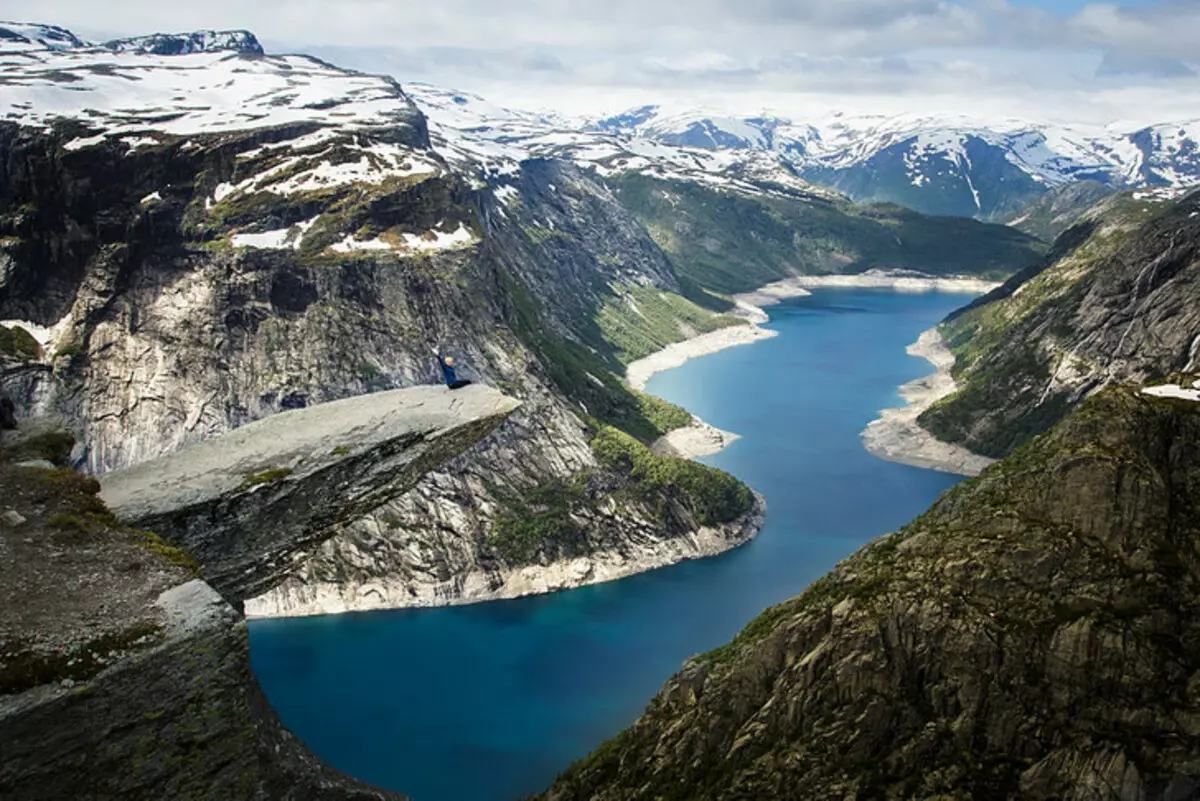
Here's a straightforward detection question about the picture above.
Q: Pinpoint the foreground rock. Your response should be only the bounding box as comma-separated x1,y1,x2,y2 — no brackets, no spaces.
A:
2,581,402,800
542,384,1200,800
0,448,405,799
100,385,520,607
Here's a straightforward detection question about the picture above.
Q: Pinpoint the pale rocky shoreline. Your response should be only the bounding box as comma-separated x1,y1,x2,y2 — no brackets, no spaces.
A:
244,492,766,618
251,272,996,618
754,269,1000,296
630,270,999,463
860,328,998,476
626,324,777,393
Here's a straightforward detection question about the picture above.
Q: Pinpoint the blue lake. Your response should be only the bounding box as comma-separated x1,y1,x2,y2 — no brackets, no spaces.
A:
249,288,970,801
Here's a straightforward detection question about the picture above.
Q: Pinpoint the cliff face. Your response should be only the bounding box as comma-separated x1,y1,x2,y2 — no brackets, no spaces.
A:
0,29,1042,619
919,189,1200,458
542,384,1200,801
0,70,758,616
0,434,419,799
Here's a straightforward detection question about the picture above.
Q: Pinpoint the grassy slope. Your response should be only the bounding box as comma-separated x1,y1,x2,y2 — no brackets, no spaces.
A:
610,174,1046,294
919,192,1187,457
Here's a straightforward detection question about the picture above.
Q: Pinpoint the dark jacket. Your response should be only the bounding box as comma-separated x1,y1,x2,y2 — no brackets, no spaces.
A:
437,355,457,386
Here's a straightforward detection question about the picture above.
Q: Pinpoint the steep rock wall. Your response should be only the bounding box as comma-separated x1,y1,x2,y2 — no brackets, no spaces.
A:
0,120,760,617
920,190,1200,458
542,385,1200,800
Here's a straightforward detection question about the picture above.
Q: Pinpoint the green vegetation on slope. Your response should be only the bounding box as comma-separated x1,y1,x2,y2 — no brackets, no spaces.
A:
919,190,1197,458
499,267,692,443
544,386,1200,800
0,324,40,361
590,426,753,526
595,284,743,363
489,475,591,563
611,174,1045,294
486,427,755,566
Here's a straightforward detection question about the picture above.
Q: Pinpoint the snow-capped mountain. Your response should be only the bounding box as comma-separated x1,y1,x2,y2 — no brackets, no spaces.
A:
0,23,420,138
405,84,836,202
103,30,264,56
406,86,1198,220
587,107,1200,219
3,20,1195,224
0,22,88,51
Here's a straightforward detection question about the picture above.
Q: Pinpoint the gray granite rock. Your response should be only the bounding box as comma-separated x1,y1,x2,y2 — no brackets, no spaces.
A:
101,385,520,606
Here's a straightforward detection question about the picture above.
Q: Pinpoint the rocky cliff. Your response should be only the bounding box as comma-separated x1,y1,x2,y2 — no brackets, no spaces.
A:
0,29,769,618
0,426,418,800
542,382,1200,800
919,188,1200,458
0,26,1048,618
100,385,520,606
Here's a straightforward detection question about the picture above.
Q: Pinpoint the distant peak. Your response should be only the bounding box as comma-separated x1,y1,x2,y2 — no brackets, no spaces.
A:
101,29,264,56
0,21,89,50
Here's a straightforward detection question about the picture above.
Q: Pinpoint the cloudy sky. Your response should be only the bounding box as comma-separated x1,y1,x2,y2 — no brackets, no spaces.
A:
10,0,1200,124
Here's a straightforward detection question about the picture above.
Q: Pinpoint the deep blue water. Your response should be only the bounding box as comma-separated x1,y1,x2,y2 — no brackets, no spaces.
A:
249,288,969,801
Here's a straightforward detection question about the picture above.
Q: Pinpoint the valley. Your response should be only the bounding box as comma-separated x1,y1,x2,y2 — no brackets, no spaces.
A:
0,17,1197,801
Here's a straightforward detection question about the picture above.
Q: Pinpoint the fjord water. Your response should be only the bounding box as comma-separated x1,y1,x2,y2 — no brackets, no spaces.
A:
249,288,968,801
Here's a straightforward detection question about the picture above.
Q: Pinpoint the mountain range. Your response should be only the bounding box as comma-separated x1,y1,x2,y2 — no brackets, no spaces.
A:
4,21,1195,226
405,85,1198,221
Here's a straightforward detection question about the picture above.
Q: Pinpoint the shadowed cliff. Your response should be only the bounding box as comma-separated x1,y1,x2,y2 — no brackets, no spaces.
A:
542,383,1200,800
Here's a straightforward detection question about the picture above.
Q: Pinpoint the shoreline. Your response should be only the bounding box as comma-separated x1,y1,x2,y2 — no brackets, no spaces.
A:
626,324,777,393
860,328,997,477
627,271,1001,461
244,492,766,619
749,270,1000,298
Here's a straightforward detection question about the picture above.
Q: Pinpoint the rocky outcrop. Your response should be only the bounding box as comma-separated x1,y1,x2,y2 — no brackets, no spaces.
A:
920,189,1200,458
0,439,407,800
2,580,404,800
542,384,1200,801
100,385,520,606
243,392,762,617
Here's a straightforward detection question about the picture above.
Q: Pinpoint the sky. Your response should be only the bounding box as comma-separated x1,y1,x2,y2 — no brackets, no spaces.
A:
6,0,1200,124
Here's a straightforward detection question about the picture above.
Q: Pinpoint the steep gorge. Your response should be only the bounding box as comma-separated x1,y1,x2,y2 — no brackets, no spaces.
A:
543,383,1200,801
0,30,1042,618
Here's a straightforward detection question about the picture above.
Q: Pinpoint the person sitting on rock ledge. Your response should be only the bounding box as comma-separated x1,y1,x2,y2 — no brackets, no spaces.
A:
433,347,472,390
